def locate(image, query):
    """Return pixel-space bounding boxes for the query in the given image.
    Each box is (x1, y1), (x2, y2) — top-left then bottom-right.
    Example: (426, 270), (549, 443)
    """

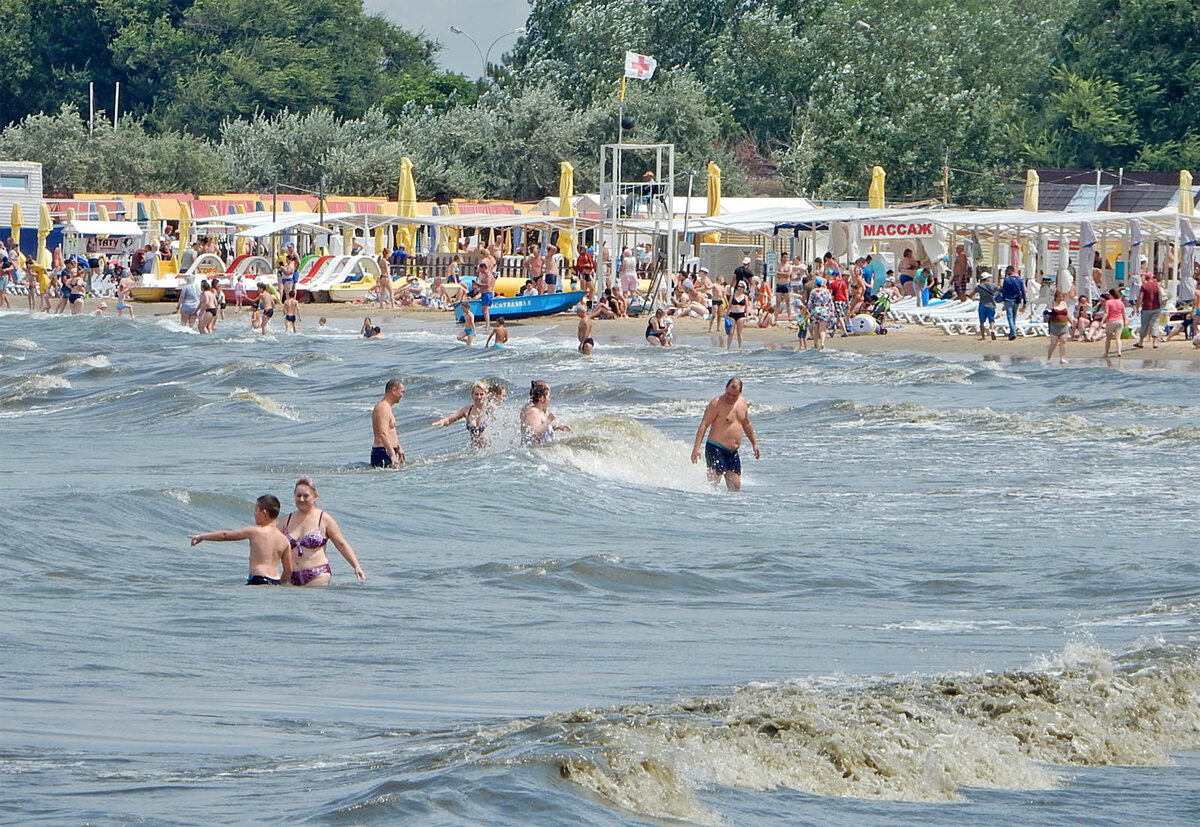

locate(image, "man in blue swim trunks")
(691, 377), (761, 491)
(371, 379), (405, 468)
(474, 261), (496, 328)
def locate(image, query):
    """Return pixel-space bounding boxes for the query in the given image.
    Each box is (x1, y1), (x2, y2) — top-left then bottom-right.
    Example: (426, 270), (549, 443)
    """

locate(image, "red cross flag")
(624, 51), (658, 80)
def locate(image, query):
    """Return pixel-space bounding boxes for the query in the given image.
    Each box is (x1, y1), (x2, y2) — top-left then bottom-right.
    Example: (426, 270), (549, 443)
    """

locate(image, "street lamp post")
(449, 25), (526, 78)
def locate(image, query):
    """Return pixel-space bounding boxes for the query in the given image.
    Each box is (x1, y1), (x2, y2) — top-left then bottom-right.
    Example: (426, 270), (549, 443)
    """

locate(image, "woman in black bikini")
(432, 381), (491, 447)
(277, 477), (365, 587)
(726, 282), (748, 350)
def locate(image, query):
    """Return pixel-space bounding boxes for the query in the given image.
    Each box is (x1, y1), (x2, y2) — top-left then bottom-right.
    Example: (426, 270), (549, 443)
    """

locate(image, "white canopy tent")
(63, 220), (145, 237)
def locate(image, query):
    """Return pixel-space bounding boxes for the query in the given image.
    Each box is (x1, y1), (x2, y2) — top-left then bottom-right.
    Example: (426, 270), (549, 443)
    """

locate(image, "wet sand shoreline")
(87, 298), (1200, 364)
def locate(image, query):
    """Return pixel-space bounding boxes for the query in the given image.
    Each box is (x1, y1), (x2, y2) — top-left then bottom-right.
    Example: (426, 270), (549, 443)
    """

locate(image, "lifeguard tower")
(599, 141), (676, 310)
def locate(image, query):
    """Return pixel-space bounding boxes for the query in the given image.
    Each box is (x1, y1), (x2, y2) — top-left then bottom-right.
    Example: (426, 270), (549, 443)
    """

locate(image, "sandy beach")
(114, 297), (1200, 363)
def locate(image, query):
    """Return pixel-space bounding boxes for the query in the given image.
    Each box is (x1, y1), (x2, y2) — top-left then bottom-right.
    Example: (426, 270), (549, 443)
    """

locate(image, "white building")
(0, 160), (44, 240)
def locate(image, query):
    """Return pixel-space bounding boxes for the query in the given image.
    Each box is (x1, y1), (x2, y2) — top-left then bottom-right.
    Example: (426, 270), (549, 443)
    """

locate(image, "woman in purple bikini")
(278, 477), (365, 587)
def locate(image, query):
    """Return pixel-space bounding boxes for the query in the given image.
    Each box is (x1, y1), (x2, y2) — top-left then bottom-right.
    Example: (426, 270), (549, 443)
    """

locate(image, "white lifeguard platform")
(599, 142), (676, 310)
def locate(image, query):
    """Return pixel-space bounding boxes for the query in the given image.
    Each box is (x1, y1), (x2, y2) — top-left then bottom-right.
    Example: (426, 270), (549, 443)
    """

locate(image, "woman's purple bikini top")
(284, 511), (327, 557)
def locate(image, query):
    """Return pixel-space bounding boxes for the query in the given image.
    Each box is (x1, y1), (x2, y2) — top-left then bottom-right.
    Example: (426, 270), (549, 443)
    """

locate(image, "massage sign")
(860, 221), (936, 239)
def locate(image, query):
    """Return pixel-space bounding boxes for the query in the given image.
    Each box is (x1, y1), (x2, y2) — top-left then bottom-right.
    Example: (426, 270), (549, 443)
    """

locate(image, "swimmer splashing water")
(691, 377), (761, 492)
(520, 380), (571, 445)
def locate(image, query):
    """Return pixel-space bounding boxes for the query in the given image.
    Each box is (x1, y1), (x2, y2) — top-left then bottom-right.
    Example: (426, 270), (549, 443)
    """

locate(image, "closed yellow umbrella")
(208, 204), (219, 217)
(396, 157), (417, 252)
(179, 202), (192, 252)
(868, 165), (886, 209)
(235, 204), (248, 255)
(1024, 169), (1040, 212)
(150, 199), (165, 241)
(1180, 170), (1194, 216)
(556, 161), (577, 261)
(10, 203), (23, 246)
(36, 204), (52, 268)
(375, 204), (388, 255)
(94, 204), (111, 242)
(703, 161), (722, 243)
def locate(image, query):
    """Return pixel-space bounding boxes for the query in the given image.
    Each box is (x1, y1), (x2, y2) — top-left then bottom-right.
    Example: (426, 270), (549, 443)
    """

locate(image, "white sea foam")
(229, 387), (301, 421)
(6, 337), (41, 351)
(2, 374), (70, 404)
(555, 643), (1200, 819)
(537, 415), (715, 493)
(65, 353), (111, 370)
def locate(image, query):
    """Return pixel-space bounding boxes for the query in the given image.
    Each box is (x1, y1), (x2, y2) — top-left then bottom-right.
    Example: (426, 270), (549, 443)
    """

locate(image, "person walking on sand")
(1134, 270), (1162, 349)
(806, 276), (834, 350)
(1001, 266), (1026, 340)
(969, 271), (1000, 340)
(371, 378), (405, 468)
(1102, 287), (1127, 357)
(690, 377), (761, 492)
(189, 494), (291, 585)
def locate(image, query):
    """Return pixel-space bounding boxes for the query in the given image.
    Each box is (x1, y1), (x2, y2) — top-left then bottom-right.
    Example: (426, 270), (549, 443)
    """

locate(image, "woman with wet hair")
(520, 380), (571, 445)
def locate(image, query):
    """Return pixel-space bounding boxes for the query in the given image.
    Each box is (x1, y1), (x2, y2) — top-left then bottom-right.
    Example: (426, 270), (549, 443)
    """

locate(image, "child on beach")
(791, 297), (810, 350)
(188, 494), (291, 585)
(250, 305), (261, 330)
(233, 276), (246, 311)
(282, 290), (300, 333)
(486, 317), (509, 349)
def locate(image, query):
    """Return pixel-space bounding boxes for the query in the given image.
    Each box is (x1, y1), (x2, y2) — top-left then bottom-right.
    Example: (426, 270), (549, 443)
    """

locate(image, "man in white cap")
(969, 271), (1000, 340)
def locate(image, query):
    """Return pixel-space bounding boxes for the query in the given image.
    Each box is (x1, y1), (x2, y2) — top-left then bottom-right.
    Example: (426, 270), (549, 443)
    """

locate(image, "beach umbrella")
(36, 204), (52, 268)
(9, 203), (22, 247)
(557, 161), (576, 261)
(96, 204), (110, 222)
(235, 204), (248, 255)
(1179, 215), (1196, 302)
(208, 204), (219, 217)
(396, 157), (417, 252)
(1023, 169), (1040, 212)
(179, 202), (192, 253)
(374, 204), (388, 256)
(1076, 221), (1098, 299)
(868, 165), (886, 209)
(1181, 170), (1194, 216)
(703, 161), (722, 243)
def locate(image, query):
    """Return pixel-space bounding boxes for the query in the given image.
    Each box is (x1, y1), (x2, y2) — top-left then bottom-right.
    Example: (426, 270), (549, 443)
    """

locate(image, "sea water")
(1, 311), (1198, 824)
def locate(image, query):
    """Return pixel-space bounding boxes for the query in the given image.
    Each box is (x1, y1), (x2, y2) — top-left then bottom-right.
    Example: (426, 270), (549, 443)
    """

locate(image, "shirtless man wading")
(691, 377), (761, 491)
(371, 379), (405, 468)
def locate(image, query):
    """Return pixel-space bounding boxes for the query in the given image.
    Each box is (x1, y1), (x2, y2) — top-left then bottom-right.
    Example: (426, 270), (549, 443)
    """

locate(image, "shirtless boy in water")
(189, 494), (291, 585)
(691, 377), (761, 492)
(576, 303), (604, 355)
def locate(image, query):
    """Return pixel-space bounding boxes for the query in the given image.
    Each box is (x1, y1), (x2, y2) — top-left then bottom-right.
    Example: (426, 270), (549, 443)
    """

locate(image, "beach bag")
(1120, 326), (1133, 339)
